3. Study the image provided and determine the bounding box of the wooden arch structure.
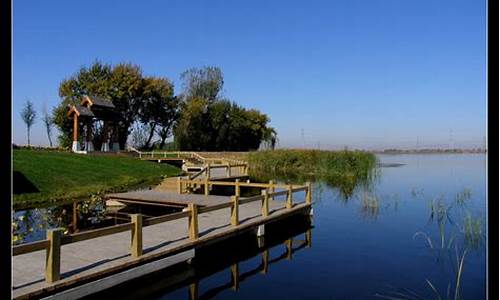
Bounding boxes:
[67,95,121,153]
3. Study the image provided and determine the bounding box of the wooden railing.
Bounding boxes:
[178,177,299,199]
[12,182,312,284]
[132,150,247,167]
[187,162,249,181]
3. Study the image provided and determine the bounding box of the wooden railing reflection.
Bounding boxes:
[188,228,312,300]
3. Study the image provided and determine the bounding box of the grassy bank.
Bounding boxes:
[13,150,181,209]
[247,149,377,195]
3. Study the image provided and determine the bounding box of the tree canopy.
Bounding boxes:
[173,67,276,151]
[54,61,178,149]
[54,63,276,151]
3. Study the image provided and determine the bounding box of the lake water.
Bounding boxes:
[88,153,487,299]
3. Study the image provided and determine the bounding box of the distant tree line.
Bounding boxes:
[50,61,276,151]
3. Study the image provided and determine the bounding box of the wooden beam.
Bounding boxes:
[231,263,239,291]
[235,179,240,197]
[286,185,293,209]
[204,178,209,196]
[306,182,312,204]
[189,281,199,300]
[269,180,275,201]
[46,228,63,283]
[285,238,293,260]
[131,214,143,258]
[261,249,269,274]
[305,228,312,248]
[177,177,182,194]
[188,204,199,240]
[262,189,269,217]
[73,115,78,141]
[231,196,239,226]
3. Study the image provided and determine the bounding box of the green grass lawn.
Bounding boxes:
[13,149,181,209]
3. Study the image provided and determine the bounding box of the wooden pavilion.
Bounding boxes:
[67,95,121,153]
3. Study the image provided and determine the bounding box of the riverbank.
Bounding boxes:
[13,149,181,209]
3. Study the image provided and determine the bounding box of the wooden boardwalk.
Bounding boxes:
[107,190,233,207]
[12,180,312,299]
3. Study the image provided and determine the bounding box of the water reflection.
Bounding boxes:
[89,215,313,300]
[248,162,379,200]
[12,194,181,245]
[376,186,485,300]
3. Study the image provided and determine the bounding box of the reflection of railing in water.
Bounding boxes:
[190,231,312,300]
[90,217,313,300]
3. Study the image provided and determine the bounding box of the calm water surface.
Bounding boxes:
[91,153,487,300]
[13,154,486,299]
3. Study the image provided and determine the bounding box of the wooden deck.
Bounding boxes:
[12,182,312,299]
[107,190,233,207]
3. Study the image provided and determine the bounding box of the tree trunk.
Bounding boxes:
[27,127,30,147]
[157,124,171,150]
[47,125,53,147]
[144,123,156,149]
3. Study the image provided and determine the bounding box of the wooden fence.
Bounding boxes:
[187,162,248,180]
[12,182,312,284]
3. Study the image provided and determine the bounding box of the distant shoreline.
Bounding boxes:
[370,148,486,154]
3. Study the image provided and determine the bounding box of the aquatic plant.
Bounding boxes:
[462,212,484,250]
[360,193,380,219]
[454,188,471,206]
[375,247,468,300]
[247,149,377,198]
[411,187,424,198]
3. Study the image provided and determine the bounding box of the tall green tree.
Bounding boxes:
[20,100,37,147]
[138,77,179,149]
[174,66,275,151]
[180,66,224,103]
[54,61,144,148]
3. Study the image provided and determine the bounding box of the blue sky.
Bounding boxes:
[13,0,486,149]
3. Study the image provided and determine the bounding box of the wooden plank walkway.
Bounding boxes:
[107,190,233,207]
[12,187,312,299]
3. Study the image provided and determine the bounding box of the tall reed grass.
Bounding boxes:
[247,149,377,197]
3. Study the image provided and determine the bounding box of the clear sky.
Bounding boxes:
[13,0,486,150]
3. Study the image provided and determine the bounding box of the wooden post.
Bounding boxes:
[286,184,293,209]
[305,228,312,248]
[231,196,239,226]
[269,180,275,200]
[262,189,269,217]
[177,177,182,194]
[206,162,211,179]
[45,228,63,283]
[226,163,231,177]
[204,178,209,196]
[73,115,78,142]
[188,203,198,240]
[235,179,240,197]
[131,214,143,258]
[189,281,199,300]
[306,182,312,204]
[231,263,239,291]
[285,238,293,260]
[261,249,269,274]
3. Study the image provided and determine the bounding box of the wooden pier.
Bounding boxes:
[12,178,313,299]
